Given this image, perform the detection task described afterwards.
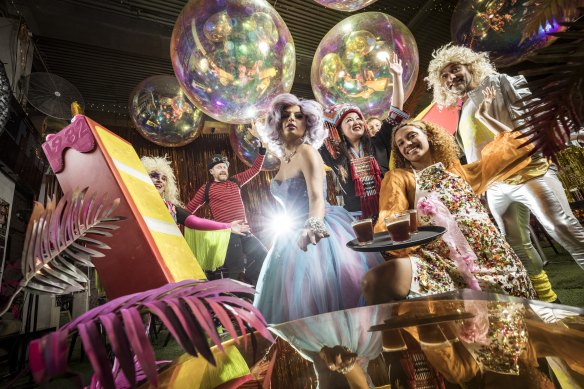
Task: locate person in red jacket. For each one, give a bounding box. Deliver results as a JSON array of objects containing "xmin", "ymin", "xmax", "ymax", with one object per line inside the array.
[{"xmin": 187, "ymin": 148, "xmax": 267, "ymax": 285}]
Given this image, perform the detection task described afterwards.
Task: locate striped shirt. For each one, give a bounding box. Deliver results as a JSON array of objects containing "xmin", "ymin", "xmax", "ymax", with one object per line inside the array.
[{"xmin": 187, "ymin": 154, "xmax": 265, "ymax": 223}]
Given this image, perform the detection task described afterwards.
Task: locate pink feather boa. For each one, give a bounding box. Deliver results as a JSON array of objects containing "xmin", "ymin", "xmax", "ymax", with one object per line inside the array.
[{"xmin": 417, "ymin": 195, "xmax": 482, "ymax": 291}]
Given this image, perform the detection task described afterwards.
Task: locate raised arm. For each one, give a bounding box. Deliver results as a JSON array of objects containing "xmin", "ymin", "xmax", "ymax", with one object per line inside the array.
[
  {"xmin": 372, "ymin": 106, "xmax": 410, "ymax": 174},
  {"xmin": 474, "ymin": 86, "xmax": 514, "ymax": 135},
  {"xmin": 233, "ymin": 147, "xmax": 266, "ymax": 185},
  {"xmin": 457, "ymin": 131, "xmax": 533, "ymax": 196},
  {"xmin": 297, "ymin": 144, "xmax": 329, "ymax": 251},
  {"xmin": 388, "ymin": 52, "xmax": 404, "ymax": 111}
]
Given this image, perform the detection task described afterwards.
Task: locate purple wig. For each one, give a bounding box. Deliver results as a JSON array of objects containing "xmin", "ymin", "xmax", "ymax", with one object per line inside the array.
[{"xmin": 259, "ymin": 93, "xmax": 327, "ymax": 157}]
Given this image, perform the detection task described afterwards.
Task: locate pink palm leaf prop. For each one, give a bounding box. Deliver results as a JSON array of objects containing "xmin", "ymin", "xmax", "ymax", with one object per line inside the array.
[
  {"xmin": 0, "ymin": 188, "xmax": 123, "ymax": 316},
  {"xmin": 29, "ymin": 278, "xmax": 273, "ymax": 387}
]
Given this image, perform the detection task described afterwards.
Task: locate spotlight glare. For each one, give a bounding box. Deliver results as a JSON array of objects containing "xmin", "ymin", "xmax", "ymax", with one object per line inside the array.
[{"xmin": 269, "ymin": 212, "xmax": 293, "ymax": 236}]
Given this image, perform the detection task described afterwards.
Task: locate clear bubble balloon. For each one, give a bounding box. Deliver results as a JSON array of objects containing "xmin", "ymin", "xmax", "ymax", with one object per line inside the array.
[
  {"xmin": 129, "ymin": 75, "xmax": 204, "ymax": 147},
  {"xmin": 171, "ymin": 0, "xmax": 296, "ymax": 124},
  {"xmin": 229, "ymin": 124, "xmax": 280, "ymax": 171},
  {"xmin": 311, "ymin": 12, "xmax": 419, "ymax": 120},
  {"xmin": 313, "ymin": 0, "xmax": 378, "ymax": 12},
  {"xmin": 452, "ymin": 0, "xmax": 567, "ymax": 67}
]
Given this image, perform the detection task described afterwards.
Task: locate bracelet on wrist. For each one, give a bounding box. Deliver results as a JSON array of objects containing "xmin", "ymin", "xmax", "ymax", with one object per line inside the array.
[
  {"xmin": 304, "ymin": 217, "xmax": 329, "ymax": 236},
  {"xmin": 337, "ymin": 346, "xmax": 357, "ymax": 374}
]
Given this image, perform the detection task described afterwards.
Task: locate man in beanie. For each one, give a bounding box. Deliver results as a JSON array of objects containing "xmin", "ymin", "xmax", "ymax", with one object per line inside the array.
[{"xmin": 187, "ymin": 147, "xmax": 267, "ymax": 285}]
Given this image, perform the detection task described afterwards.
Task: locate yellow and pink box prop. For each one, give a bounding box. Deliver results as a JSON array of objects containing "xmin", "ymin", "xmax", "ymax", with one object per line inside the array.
[{"xmin": 42, "ymin": 115, "xmax": 206, "ymax": 298}]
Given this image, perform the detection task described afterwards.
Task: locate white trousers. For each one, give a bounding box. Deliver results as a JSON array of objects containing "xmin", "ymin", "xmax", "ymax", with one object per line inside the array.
[{"xmin": 487, "ymin": 168, "xmax": 584, "ymax": 274}]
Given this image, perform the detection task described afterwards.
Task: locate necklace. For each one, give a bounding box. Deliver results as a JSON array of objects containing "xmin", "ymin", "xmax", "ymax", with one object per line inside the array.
[{"xmin": 282, "ymin": 148, "xmax": 297, "ymax": 163}]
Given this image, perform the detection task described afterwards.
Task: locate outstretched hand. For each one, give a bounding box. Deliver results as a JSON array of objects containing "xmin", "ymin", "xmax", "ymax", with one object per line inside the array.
[
  {"xmin": 319, "ymin": 346, "xmax": 358, "ymax": 374},
  {"xmin": 387, "ymin": 52, "xmax": 403, "ymax": 76},
  {"xmin": 481, "ymin": 86, "xmax": 497, "ymax": 105},
  {"xmin": 476, "ymin": 86, "xmax": 497, "ymax": 120},
  {"xmin": 230, "ymin": 220, "xmax": 250, "ymax": 235},
  {"xmin": 297, "ymin": 228, "xmax": 328, "ymax": 251}
]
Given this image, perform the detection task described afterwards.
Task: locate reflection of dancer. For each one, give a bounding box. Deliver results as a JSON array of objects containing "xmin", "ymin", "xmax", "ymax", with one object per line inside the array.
[
  {"xmin": 416, "ymin": 300, "xmax": 584, "ymax": 387},
  {"xmin": 363, "ymin": 67, "xmax": 375, "ymax": 82},
  {"xmin": 237, "ymin": 65, "xmax": 249, "ymax": 86},
  {"xmin": 427, "ymin": 44, "xmax": 584, "ymax": 302},
  {"xmin": 320, "ymin": 52, "xmax": 407, "ymax": 219},
  {"xmin": 362, "ymin": 115, "xmax": 536, "ymax": 303},
  {"xmin": 254, "ymin": 93, "xmax": 383, "ymax": 324},
  {"xmin": 141, "ymin": 156, "xmax": 249, "ymax": 269},
  {"xmin": 271, "ymin": 306, "xmax": 382, "ymax": 389},
  {"xmin": 186, "ymin": 151, "xmax": 267, "ymax": 285}
]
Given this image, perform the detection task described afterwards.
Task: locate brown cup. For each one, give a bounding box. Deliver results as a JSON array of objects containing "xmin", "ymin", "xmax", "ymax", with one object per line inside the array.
[
  {"xmin": 351, "ymin": 218, "xmax": 374, "ymax": 245},
  {"xmin": 384, "ymin": 213, "xmax": 411, "ymax": 242},
  {"xmin": 408, "ymin": 209, "xmax": 418, "ymax": 233}
]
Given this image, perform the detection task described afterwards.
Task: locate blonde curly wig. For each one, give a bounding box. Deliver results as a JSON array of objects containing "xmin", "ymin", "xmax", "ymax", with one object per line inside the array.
[
  {"xmin": 392, "ymin": 120, "xmax": 460, "ymax": 169},
  {"xmin": 140, "ymin": 156, "xmax": 183, "ymax": 206},
  {"xmin": 426, "ymin": 43, "xmax": 498, "ymax": 108}
]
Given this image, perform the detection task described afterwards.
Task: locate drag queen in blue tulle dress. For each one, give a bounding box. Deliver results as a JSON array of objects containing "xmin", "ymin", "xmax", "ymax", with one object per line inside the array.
[{"xmin": 254, "ymin": 93, "xmax": 384, "ymax": 325}]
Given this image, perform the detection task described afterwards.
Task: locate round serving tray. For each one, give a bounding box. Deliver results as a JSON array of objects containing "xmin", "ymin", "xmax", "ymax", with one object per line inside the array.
[{"xmin": 346, "ymin": 225, "xmax": 446, "ymax": 252}]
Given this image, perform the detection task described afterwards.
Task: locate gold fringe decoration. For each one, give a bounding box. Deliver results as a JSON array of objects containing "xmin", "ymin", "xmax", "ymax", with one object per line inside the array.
[{"xmin": 556, "ymin": 146, "xmax": 584, "ymax": 202}]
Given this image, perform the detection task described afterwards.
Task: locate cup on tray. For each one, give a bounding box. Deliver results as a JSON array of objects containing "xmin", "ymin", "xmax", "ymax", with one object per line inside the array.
[
  {"xmin": 351, "ymin": 218, "xmax": 374, "ymax": 245},
  {"xmin": 407, "ymin": 209, "xmax": 418, "ymax": 233},
  {"xmin": 384, "ymin": 212, "xmax": 411, "ymax": 242}
]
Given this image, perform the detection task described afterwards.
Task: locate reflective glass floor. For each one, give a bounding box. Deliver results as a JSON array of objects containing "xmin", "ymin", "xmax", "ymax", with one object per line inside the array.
[{"xmin": 141, "ymin": 290, "xmax": 584, "ymax": 388}]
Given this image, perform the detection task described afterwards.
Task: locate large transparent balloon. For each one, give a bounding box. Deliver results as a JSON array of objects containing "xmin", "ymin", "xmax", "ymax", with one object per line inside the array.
[
  {"xmin": 313, "ymin": 0, "xmax": 378, "ymax": 12},
  {"xmin": 129, "ymin": 75, "xmax": 204, "ymax": 147},
  {"xmin": 229, "ymin": 124, "xmax": 280, "ymax": 171},
  {"xmin": 311, "ymin": 12, "xmax": 419, "ymax": 120},
  {"xmin": 171, "ymin": 0, "xmax": 296, "ymax": 124},
  {"xmin": 452, "ymin": 0, "xmax": 567, "ymax": 67}
]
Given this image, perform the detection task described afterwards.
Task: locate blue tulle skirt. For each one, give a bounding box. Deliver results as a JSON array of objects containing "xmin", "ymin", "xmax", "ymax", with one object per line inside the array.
[{"xmin": 254, "ymin": 205, "xmax": 384, "ymax": 324}]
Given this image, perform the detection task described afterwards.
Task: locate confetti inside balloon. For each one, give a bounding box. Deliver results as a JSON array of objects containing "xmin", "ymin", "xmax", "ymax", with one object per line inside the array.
[
  {"xmin": 451, "ymin": 0, "xmax": 567, "ymax": 67},
  {"xmin": 313, "ymin": 0, "xmax": 379, "ymax": 12},
  {"xmin": 229, "ymin": 124, "xmax": 280, "ymax": 171},
  {"xmin": 129, "ymin": 75, "xmax": 204, "ymax": 147},
  {"xmin": 171, "ymin": 0, "xmax": 296, "ymax": 124},
  {"xmin": 311, "ymin": 12, "xmax": 419, "ymax": 120}
]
